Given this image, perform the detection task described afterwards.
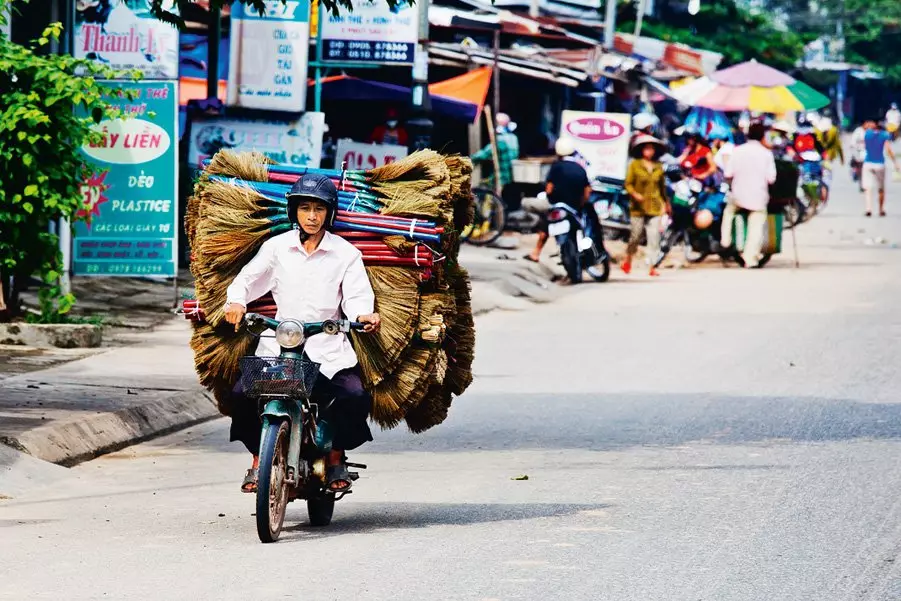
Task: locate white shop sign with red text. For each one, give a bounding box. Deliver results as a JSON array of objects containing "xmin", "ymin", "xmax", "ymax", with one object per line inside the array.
[
  {"xmin": 335, "ymin": 139, "xmax": 408, "ymax": 171},
  {"xmin": 558, "ymin": 111, "xmax": 632, "ymax": 181}
]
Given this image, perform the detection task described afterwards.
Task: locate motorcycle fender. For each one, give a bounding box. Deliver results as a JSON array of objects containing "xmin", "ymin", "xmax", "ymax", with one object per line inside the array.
[{"xmin": 261, "ymin": 399, "xmax": 303, "ymax": 477}]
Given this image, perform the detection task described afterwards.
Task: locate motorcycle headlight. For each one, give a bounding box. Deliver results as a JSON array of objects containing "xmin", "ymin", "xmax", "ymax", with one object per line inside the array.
[{"xmin": 275, "ymin": 319, "xmax": 305, "ymax": 348}]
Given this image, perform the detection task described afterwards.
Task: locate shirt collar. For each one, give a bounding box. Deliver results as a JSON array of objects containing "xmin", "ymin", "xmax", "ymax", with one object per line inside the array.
[{"xmin": 290, "ymin": 229, "xmax": 334, "ymax": 255}]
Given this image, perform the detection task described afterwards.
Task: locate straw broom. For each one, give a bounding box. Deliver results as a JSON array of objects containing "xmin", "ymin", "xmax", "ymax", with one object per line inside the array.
[
  {"xmin": 189, "ymin": 322, "xmax": 258, "ymax": 415},
  {"xmin": 443, "ymin": 264, "xmax": 475, "ymax": 396},
  {"xmin": 186, "ymin": 149, "xmax": 475, "ymax": 429},
  {"xmin": 351, "ymin": 266, "xmax": 422, "ymax": 388},
  {"xmin": 369, "ymin": 345, "xmax": 444, "ymax": 428}
]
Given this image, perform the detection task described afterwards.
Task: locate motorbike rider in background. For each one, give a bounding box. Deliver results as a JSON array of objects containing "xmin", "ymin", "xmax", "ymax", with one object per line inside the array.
[{"xmin": 676, "ymin": 127, "xmax": 718, "ymax": 185}]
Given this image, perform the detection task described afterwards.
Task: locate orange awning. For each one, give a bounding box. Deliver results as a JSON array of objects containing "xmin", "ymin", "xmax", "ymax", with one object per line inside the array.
[
  {"xmin": 428, "ymin": 67, "xmax": 492, "ymax": 120},
  {"xmin": 179, "ymin": 76, "xmax": 227, "ymax": 105}
]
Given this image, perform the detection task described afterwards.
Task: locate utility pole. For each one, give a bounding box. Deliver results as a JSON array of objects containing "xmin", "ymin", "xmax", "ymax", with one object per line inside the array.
[
  {"xmin": 208, "ymin": 5, "xmax": 221, "ymax": 100},
  {"xmin": 409, "ymin": 0, "xmax": 433, "ymax": 151},
  {"xmin": 633, "ymin": 0, "xmax": 646, "ymax": 38},
  {"xmin": 835, "ymin": 0, "xmax": 847, "ymax": 128},
  {"xmin": 595, "ymin": 0, "xmax": 617, "ymax": 112}
]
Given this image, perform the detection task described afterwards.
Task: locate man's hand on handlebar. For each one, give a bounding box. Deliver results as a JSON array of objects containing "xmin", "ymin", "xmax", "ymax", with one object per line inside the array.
[
  {"xmin": 357, "ymin": 313, "xmax": 381, "ymax": 333},
  {"xmin": 224, "ymin": 302, "xmax": 246, "ymax": 332}
]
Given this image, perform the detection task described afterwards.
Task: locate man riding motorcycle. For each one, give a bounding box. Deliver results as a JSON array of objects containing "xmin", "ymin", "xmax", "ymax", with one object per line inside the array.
[{"xmin": 223, "ymin": 174, "xmax": 381, "ymax": 494}]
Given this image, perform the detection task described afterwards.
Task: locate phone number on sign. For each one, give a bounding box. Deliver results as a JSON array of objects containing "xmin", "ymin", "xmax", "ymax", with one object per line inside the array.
[{"xmin": 79, "ymin": 264, "xmax": 170, "ymax": 275}]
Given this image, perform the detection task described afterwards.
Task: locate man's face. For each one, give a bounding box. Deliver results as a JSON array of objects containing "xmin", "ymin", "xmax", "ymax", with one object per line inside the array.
[{"xmin": 296, "ymin": 200, "xmax": 329, "ymax": 235}]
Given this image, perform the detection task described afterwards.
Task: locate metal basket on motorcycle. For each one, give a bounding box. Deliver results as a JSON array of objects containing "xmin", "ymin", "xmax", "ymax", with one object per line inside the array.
[{"xmin": 239, "ymin": 355, "xmax": 321, "ymax": 399}]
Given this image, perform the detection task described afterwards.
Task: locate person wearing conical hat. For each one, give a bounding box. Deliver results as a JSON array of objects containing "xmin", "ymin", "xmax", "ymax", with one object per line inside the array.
[{"xmin": 623, "ymin": 135, "xmax": 670, "ymax": 277}]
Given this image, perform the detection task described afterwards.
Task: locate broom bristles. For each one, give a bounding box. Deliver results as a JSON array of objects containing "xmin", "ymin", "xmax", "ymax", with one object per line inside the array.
[
  {"xmin": 205, "ymin": 149, "xmax": 272, "ymax": 182},
  {"xmin": 352, "ymin": 266, "xmax": 421, "ymax": 387}
]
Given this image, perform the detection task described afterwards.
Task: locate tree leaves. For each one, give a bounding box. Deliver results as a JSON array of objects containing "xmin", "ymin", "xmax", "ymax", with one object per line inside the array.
[{"xmin": 0, "ymin": 11, "xmax": 131, "ymax": 320}]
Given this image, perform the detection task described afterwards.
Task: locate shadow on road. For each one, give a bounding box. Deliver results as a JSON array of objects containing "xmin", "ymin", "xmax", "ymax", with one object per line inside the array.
[{"xmin": 281, "ymin": 501, "xmax": 610, "ymax": 541}]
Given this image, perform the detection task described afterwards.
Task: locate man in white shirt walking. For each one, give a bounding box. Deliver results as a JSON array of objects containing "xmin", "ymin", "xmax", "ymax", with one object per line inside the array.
[
  {"xmin": 223, "ymin": 173, "xmax": 381, "ymax": 494},
  {"xmin": 721, "ymin": 122, "xmax": 777, "ymax": 268}
]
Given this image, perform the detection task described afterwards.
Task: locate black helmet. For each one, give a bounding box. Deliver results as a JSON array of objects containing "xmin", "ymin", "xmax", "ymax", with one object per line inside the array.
[{"xmin": 286, "ymin": 173, "xmax": 339, "ymax": 229}]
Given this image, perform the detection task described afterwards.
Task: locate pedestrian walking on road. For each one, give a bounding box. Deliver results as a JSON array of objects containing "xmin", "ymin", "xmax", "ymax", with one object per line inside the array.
[
  {"xmin": 862, "ymin": 121, "xmax": 900, "ymax": 217},
  {"xmin": 721, "ymin": 122, "xmax": 777, "ymax": 268},
  {"xmin": 623, "ymin": 135, "xmax": 669, "ymax": 276}
]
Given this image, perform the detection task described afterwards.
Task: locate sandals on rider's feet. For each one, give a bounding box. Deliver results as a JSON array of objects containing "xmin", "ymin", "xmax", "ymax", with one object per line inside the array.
[
  {"xmin": 327, "ymin": 464, "xmax": 352, "ymax": 492},
  {"xmin": 241, "ymin": 468, "xmax": 258, "ymax": 493}
]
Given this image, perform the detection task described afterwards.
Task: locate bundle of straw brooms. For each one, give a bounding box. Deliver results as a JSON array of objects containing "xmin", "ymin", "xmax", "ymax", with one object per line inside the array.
[{"xmin": 184, "ymin": 149, "xmax": 474, "ymax": 433}]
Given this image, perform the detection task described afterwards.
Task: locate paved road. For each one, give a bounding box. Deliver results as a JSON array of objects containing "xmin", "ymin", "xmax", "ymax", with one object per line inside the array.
[{"xmin": 3, "ymin": 165, "xmax": 901, "ymax": 600}]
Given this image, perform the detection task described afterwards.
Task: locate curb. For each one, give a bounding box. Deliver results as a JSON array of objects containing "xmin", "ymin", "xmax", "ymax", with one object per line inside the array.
[{"xmin": 1, "ymin": 388, "xmax": 220, "ymax": 467}]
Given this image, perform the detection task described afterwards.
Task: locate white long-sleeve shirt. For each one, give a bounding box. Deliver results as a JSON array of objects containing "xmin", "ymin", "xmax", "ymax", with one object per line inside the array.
[
  {"xmin": 225, "ymin": 230, "xmax": 375, "ymax": 378},
  {"xmin": 724, "ymin": 140, "xmax": 777, "ymax": 212}
]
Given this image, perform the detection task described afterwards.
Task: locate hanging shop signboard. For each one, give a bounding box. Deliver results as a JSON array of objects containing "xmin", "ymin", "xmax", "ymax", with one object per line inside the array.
[
  {"xmin": 74, "ymin": 0, "xmax": 179, "ymax": 79},
  {"xmin": 558, "ymin": 111, "xmax": 632, "ymax": 181},
  {"xmin": 187, "ymin": 113, "xmax": 325, "ymax": 170},
  {"xmin": 227, "ymin": 0, "xmax": 311, "ymax": 111},
  {"xmin": 74, "ymin": 81, "xmax": 179, "ymax": 277},
  {"xmin": 321, "ymin": 0, "xmax": 418, "ymax": 65}
]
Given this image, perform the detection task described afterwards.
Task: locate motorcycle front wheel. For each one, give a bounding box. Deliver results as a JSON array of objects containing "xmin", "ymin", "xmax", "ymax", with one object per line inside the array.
[
  {"xmin": 307, "ymin": 494, "xmax": 336, "ymax": 527},
  {"xmin": 257, "ymin": 419, "xmax": 291, "ymax": 543},
  {"xmin": 587, "ymin": 253, "xmax": 610, "ymax": 282}
]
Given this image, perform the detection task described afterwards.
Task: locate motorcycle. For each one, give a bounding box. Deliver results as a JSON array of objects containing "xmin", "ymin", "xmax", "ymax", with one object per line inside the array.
[
  {"xmin": 590, "ymin": 175, "xmax": 631, "ymax": 243},
  {"xmin": 797, "ymin": 150, "xmax": 828, "ymax": 216},
  {"xmin": 659, "ymin": 174, "xmax": 730, "ymax": 265},
  {"xmin": 240, "ymin": 313, "xmax": 368, "ymax": 543},
  {"xmin": 547, "ymin": 202, "xmax": 610, "ymax": 283}
]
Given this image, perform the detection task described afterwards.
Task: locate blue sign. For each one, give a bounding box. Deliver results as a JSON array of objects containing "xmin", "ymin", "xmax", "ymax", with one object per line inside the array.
[{"xmin": 73, "ymin": 81, "xmax": 179, "ymax": 277}]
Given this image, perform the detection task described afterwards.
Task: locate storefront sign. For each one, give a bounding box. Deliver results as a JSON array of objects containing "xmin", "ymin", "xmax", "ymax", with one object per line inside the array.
[
  {"xmin": 187, "ymin": 113, "xmax": 325, "ymax": 169},
  {"xmin": 227, "ymin": 0, "xmax": 310, "ymax": 111},
  {"xmin": 74, "ymin": 81, "xmax": 178, "ymax": 277},
  {"xmin": 321, "ymin": 0, "xmax": 418, "ymax": 65},
  {"xmin": 334, "ymin": 139, "xmax": 408, "ymax": 170},
  {"xmin": 75, "ymin": 0, "xmax": 179, "ymax": 79},
  {"xmin": 558, "ymin": 111, "xmax": 631, "ymax": 181}
]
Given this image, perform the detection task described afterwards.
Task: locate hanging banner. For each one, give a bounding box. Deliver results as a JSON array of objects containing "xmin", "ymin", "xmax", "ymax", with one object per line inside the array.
[
  {"xmin": 558, "ymin": 111, "xmax": 632, "ymax": 181},
  {"xmin": 227, "ymin": 0, "xmax": 310, "ymax": 112},
  {"xmin": 74, "ymin": 0, "xmax": 179, "ymax": 79},
  {"xmin": 321, "ymin": 0, "xmax": 418, "ymax": 65},
  {"xmin": 187, "ymin": 113, "xmax": 325, "ymax": 170},
  {"xmin": 335, "ymin": 139, "xmax": 408, "ymax": 171},
  {"xmin": 74, "ymin": 81, "xmax": 179, "ymax": 277}
]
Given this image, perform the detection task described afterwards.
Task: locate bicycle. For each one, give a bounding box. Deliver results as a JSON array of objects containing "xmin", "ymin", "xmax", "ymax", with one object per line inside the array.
[{"xmin": 460, "ymin": 187, "xmax": 506, "ymax": 246}]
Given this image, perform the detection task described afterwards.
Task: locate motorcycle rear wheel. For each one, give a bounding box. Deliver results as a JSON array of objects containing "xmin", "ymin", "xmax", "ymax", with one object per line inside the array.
[
  {"xmin": 307, "ymin": 495, "xmax": 336, "ymax": 527},
  {"xmin": 559, "ymin": 237, "xmax": 583, "ymax": 283},
  {"xmin": 257, "ymin": 419, "xmax": 291, "ymax": 543}
]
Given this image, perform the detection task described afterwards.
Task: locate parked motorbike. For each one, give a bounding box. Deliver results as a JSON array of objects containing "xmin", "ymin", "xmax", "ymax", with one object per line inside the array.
[
  {"xmin": 240, "ymin": 313, "xmax": 368, "ymax": 543},
  {"xmin": 547, "ymin": 202, "xmax": 610, "ymax": 283},
  {"xmin": 590, "ymin": 175, "xmax": 631, "ymax": 243}
]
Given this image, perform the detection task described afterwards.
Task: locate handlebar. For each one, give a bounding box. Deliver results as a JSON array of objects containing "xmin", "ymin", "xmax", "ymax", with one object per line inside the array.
[{"xmin": 245, "ymin": 313, "xmax": 367, "ymax": 338}]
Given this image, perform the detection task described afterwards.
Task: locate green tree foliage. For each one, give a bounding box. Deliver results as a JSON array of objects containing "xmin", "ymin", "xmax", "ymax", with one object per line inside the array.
[
  {"xmin": 762, "ymin": 0, "xmax": 901, "ymax": 82},
  {"xmin": 623, "ymin": 0, "xmax": 806, "ymax": 71},
  {"xmin": 0, "ymin": 2, "xmax": 137, "ymax": 320}
]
